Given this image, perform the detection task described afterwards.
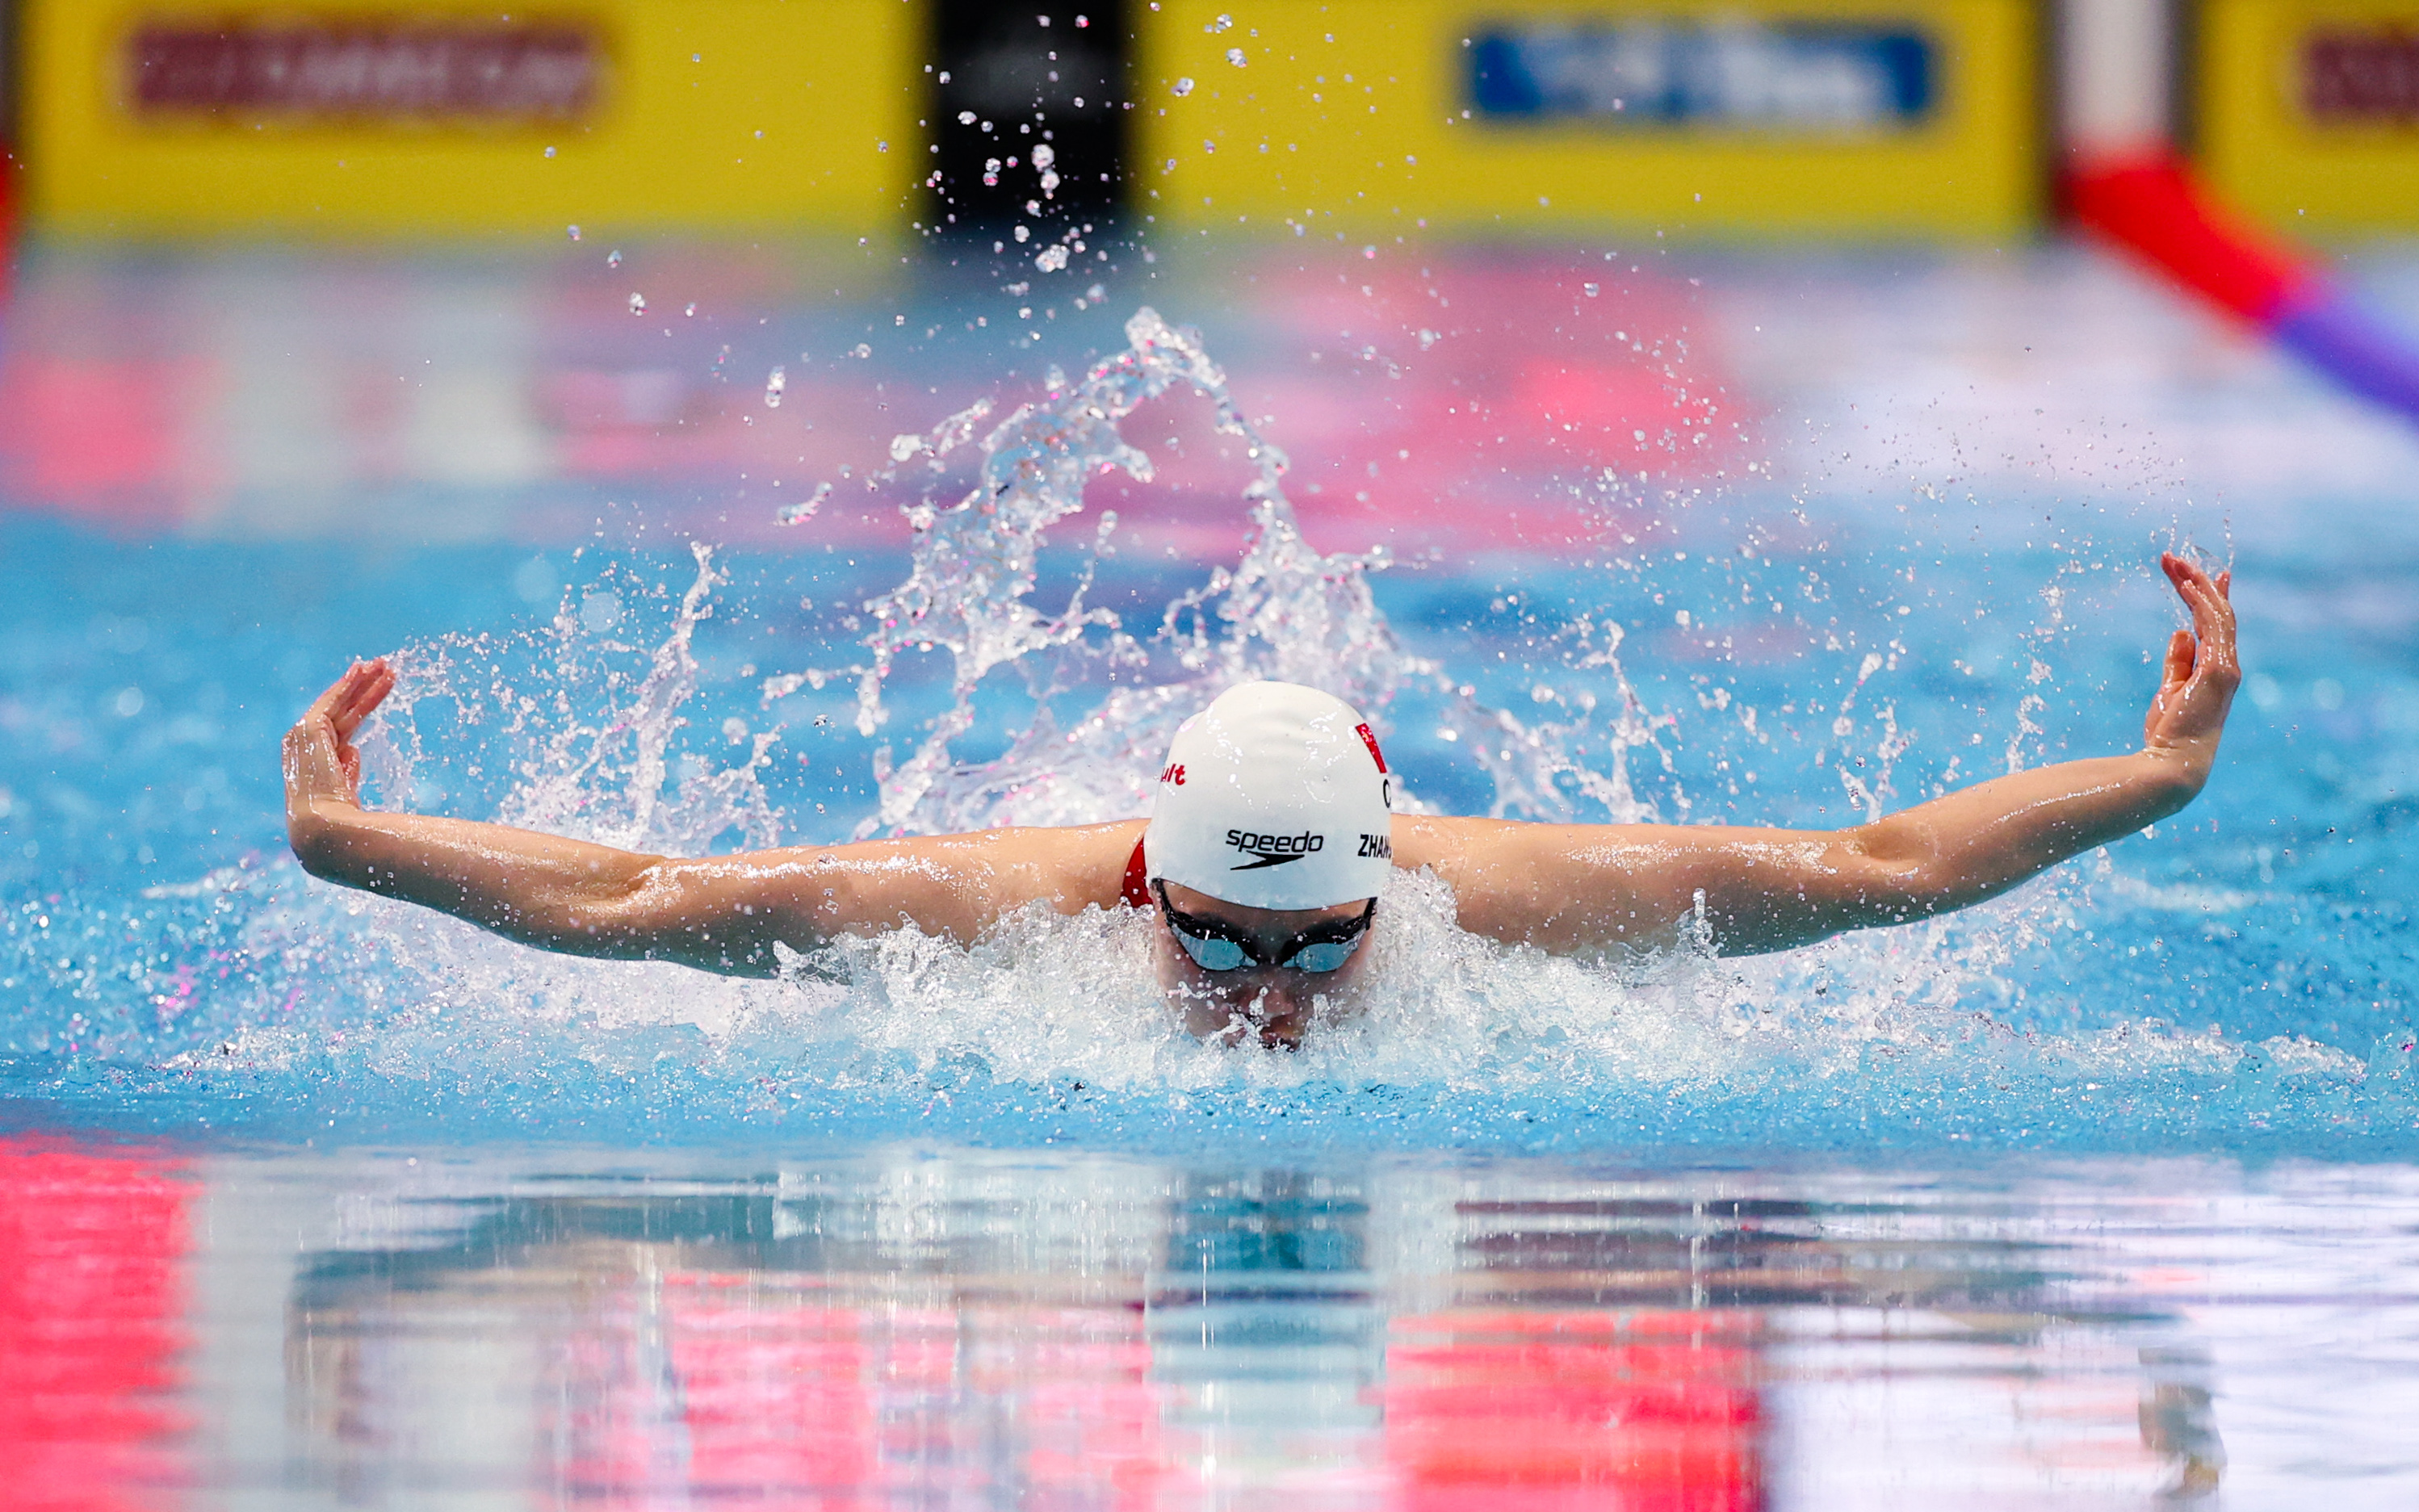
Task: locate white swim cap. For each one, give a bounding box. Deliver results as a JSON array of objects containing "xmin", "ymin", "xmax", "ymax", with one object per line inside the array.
[{"xmin": 1144, "ymin": 681, "xmax": 1395, "ymax": 911}]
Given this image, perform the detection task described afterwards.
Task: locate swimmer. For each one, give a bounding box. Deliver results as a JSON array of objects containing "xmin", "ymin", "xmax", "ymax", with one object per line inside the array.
[{"xmin": 284, "ymin": 553, "xmax": 2237, "ymax": 1047}]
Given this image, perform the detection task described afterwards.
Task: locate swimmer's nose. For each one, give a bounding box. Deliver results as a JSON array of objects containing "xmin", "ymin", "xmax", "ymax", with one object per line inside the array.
[
  {"xmin": 1244, "ymin": 971, "xmax": 1303, "ymax": 1015},
  {"xmin": 1189, "ymin": 970, "xmax": 1317, "ymax": 1047},
  {"xmin": 1237, "ymin": 974, "xmax": 1311, "ymax": 1045}
]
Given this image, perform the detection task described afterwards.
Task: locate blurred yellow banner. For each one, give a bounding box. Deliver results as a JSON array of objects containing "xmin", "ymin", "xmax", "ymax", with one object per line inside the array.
[
  {"xmin": 1134, "ymin": 0, "xmax": 2040, "ymax": 239},
  {"xmin": 23, "ymin": 0, "xmax": 920, "ymax": 238},
  {"xmin": 2203, "ymin": 0, "xmax": 2419, "ymax": 232}
]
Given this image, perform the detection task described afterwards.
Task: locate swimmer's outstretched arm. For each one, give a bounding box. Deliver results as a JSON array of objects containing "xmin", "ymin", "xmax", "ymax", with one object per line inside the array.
[
  {"xmin": 283, "ymin": 660, "xmax": 1137, "ymax": 977},
  {"xmin": 1400, "ymin": 554, "xmax": 2239, "ymax": 958}
]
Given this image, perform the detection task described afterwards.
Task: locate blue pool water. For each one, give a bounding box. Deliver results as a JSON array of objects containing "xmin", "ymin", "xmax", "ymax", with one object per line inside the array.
[
  {"xmin": 4, "ymin": 239, "xmax": 2418, "ymax": 1505},
  {"xmin": 4, "ymin": 296, "xmax": 2412, "ymax": 1155}
]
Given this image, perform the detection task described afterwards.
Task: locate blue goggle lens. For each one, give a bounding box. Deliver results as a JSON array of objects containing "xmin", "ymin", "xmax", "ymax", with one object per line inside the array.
[
  {"xmin": 1168, "ymin": 918, "xmax": 1369, "ymax": 974},
  {"xmin": 1171, "ymin": 929, "xmax": 1252, "ymax": 973},
  {"xmin": 1284, "ymin": 939, "xmax": 1361, "ymax": 973}
]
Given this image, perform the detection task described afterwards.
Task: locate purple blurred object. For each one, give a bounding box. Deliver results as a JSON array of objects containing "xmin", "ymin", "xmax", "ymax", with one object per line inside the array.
[{"xmin": 2272, "ymin": 287, "xmax": 2419, "ymax": 422}]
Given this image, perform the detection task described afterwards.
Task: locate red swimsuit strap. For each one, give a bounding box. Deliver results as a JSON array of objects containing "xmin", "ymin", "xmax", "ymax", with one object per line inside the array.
[{"xmin": 1121, "ymin": 836, "xmax": 1151, "ymax": 909}]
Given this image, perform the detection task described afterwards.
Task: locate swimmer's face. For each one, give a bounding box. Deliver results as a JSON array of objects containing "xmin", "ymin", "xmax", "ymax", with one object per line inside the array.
[{"xmin": 1150, "ymin": 879, "xmax": 1378, "ymax": 1049}]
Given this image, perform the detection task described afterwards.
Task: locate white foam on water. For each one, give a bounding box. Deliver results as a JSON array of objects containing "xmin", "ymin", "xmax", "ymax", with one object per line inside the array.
[{"xmin": 2, "ymin": 309, "xmax": 2402, "ymax": 1151}]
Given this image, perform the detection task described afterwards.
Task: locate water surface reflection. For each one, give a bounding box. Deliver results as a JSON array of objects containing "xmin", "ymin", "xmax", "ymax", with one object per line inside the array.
[{"xmin": 14, "ymin": 1141, "xmax": 2419, "ymax": 1508}]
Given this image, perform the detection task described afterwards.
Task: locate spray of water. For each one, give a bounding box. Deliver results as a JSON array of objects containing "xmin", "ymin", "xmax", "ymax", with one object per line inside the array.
[
  {"xmin": 767, "ymin": 308, "xmax": 1663, "ymax": 839},
  {"xmin": 0, "ymin": 309, "xmax": 2395, "ymax": 1153}
]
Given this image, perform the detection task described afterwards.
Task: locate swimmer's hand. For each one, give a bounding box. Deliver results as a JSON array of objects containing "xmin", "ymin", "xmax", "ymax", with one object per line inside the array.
[
  {"xmin": 283, "ymin": 657, "xmax": 395, "ymax": 819},
  {"xmin": 279, "ymin": 655, "xmax": 1138, "ymax": 976},
  {"xmin": 1396, "ymin": 551, "xmax": 2244, "ymax": 958},
  {"xmin": 2140, "ymin": 551, "xmax": 2239, "ymax": 789}
]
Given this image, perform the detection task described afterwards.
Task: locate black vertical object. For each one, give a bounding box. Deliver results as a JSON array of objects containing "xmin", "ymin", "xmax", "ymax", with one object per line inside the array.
[{"xmin": 929, "ymin": 1, "xmax": 1128, "ymax": 231}]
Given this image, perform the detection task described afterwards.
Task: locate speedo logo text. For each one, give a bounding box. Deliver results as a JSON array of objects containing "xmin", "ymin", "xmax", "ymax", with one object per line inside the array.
[{"xmin": 1226, "ymin": 829, "xmax": 1323, "ymax": 870}]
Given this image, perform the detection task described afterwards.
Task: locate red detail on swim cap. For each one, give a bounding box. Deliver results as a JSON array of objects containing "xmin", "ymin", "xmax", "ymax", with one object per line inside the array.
[
  {"xmin": 1159, "ymin": 762, "xmax": 1186, "ymax": 785},
  {"xmin": 1122, "ymin": 837, "xmax": 1151, "ymax": 909},
  {"xmin": 1355, "ymin": 723, "xmax": 1388, "ymax": 774}
]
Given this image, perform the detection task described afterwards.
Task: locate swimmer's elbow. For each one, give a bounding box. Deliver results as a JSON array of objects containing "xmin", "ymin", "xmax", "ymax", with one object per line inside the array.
[
  {"xmin": 528, "ymin": 859, "xmax": 676, "ymax": 952},
  {"xmin": 1821, "ymin": 831, "xmax": 1956, "ymax": 924},
  {"xmin": 549, "ymin": 859, "xmax": 803, "ymax": 977}
]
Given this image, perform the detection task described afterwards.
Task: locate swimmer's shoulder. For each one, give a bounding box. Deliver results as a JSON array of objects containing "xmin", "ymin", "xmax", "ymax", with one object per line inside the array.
[
  {"xmin": 1389, "ymin": 813, "xmax": 1528, "ymax": 873},
  {"xmin": 727, "ymin": 819, "xmax": 1143, "ymax": 916},
  {"xmin": 983, "ymin": 818, "xmax": 1147, "ymax": 912},
  {"xmin": 1390, "ymin": 813, "xmax": 1666, "ymax": 888}
]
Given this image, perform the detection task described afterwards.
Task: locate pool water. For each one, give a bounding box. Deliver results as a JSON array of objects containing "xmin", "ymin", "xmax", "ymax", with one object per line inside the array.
[
  {"xmin": 4, "ymin": 236, "xmax": 2418, "ymax": 1504},
  {"xmin": 12, "ymin": 1142, "xmax": 2419, "ymax": 1509}
]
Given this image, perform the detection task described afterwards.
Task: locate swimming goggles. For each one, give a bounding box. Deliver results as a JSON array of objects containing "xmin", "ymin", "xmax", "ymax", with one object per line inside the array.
[{"xmin": 1153, "ymin": 880, "xmax": 1377, "ymax": 974}]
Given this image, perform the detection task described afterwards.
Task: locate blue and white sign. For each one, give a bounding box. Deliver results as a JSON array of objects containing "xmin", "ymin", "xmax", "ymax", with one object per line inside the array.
[{"xmin": 1469, "ymin": 21, "xmax": 1935, "ymax": 131}]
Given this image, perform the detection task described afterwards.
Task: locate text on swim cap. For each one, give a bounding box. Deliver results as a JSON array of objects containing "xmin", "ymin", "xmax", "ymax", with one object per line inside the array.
[
  {"xmin": 1228, "ymin": 829, "xmax": 1323, "ymax": 852},
  {"xmin": 1226, "ymin": 829, "xmax": 1323, "ymax": 870},
  {"xmin": 1159, "ymin": 762, "xmax": 1186, "ymax": 785}
]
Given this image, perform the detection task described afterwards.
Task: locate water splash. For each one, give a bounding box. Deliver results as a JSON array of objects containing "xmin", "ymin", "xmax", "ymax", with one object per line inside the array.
[
  {"xmin": 774, "ymin": 308, "xmax": 1659, "ymax": 839},
  {"xmin": 363, "ymin": 542, "xmax": 781, "ymax": 861},
  {"xmin": 0, "ymin": 310, "xmax": 2404, "ymax": 1155}
]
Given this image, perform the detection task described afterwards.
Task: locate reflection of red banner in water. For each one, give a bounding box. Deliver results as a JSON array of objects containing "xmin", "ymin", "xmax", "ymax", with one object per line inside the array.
[
  {"xmin": 127, "ymin": 21, "xmax": 601, "ymax": 121},
  {"xmin": 0, "ymin": 1138, "xmax": 194, "ymax": 1512},
  {"xmin": 395, "ymin": 1263, "xmax": 1760, "ymax": 1506},
  {"xmin": 553, "ymin": 1277, "xmax": 1174, "ymax": 1506},
  {"xmin": 1386, "ymin": 1309, "xmax": 1763, "ymax": 1512}
]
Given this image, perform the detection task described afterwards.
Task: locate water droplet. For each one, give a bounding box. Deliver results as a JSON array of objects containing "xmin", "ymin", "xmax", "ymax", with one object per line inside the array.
[
  {"xmin": 628, "ymin": 292, "xmax": 647, "ymax": 315},
  {"xmin": 853, "ymin": 343, "xmax": 872, "ymax": 358},
  {"xmin": 1583, "ymin": 283, "xmax": 1599, "ymax": 296},
  {"xmin": 764, "ymin": 366, "xmax": 786, "ymax": 408},
  {"xmin": 1210, "ymin": 13, "xmax": 1232, "ymax": 31},
  {"xmin": 779, "ymin": 481, "xmax": 833, "ymax": 526},
  {"xmin": 684, "ymin": 302, "xmax": 697, "ymax": 317},
  {"xmin": 607, "ymin": 249, "xmax": 622, "ymax": 267},
  {"xmin": 1172, "ymin": 77, "xmax": 1194, "ymax": 96},
  {"xmin": 565, "ymin": 224, "xmax": 581, "ymax": 241},
  {"xmin": 1014, "ymin": 224, "xmax": 1031, "ymax": 242},
  {"xmin": 959, "ymin": 110, "xmax": 977, "ymax": 124},
  {"xmin": 1226, "ymin": 48, "xmax": 1246, "ymax": 65},
  {"xmin": 1033, "ymin": 143, "xmax": 1055, "ymax": 169},
  {"xmin": 1035, "ymin": 245, "xmax": 1070, "ymax": 272},
  {"xmin": 497, "ymin": 551, "xmax": 559, "ymax": 610}
]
